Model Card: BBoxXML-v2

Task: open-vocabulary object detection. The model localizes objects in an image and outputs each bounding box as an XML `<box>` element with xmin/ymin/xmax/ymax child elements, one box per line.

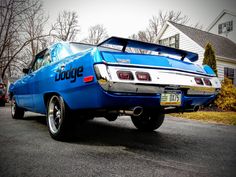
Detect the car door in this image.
<box><xmin>31</xmin><ymin>50</ymin><xmax>51</xmax><ymax>113</ymax></box>
<box><xmin>21</xmin><ymin>49</ymin><xmax>48</xmax><ymax>111</ymax></box>
<box><xmin>17</xmin><ymin>72</ymin><xmax>34</xmax><ymax>110</ymax></box>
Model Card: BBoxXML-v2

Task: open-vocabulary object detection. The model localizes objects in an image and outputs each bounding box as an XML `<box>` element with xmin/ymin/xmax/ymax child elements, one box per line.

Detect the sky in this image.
<box><xmin>43</xmin><ymin>0</ymin><xmax>236</xmax><ymax>40</ymax></box>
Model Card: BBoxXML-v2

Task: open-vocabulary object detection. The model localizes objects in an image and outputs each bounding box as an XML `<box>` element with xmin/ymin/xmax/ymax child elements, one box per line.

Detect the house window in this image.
<box><xmin>159</xmin><ymin>34</ymin><xmax>179</xmax><ymax>49</ymax></box>
<box><xmin>218</xmin><ymin>21</ymin><xmax>233</xmax><ymax>34</ymax></box>
<box><xmin>224</xmin><ymin>67</ymin><xmax>235</xmax><ymax>84</ymax></box>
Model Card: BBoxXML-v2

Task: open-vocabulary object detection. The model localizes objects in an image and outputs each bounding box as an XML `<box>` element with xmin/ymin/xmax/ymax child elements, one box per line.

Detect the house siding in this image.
<box><xmin>159</xmin><ymin>24</ymin><xmax>205</xmax><ymax>65</ymax></box>
<box><xmin>158</xmin><ymin>23</ymin><xmax>236</xmax><ymax>84</ymax></box>
<box><xmin>217</xmin><ymin>59</ymin><xmax>236</xmax><ymax>84</ymax></box>
<box><xmin>208</xmin><ymin>13</ymin><xmax>236</xmax><ymax>43</ymax></box>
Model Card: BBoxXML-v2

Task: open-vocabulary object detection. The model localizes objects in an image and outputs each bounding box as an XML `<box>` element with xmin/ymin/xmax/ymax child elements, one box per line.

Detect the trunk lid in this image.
<box><xmin>101</xmin><ymin>51</ymin><xmax>206</xmax><ymax>74</ymax></box>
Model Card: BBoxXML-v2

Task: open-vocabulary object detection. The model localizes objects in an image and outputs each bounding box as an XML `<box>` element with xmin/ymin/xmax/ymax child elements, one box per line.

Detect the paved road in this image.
<box><xmin>0</xmin><ymin>104</ymin><xmax>236</xmax><ymax>177</ymax></box>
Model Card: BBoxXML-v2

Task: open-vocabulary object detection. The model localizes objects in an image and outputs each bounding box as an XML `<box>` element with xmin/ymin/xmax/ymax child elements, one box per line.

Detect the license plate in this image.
<box><xmin>160</xmin><ymin>92</ymin><xmax>182</xmax><ymax>106</ymax></box>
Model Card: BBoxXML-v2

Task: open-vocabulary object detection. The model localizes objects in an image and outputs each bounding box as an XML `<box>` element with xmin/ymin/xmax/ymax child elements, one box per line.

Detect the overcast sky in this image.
<box><xmin>43</xmin><ymin>0</ymin><xmax>236</xmax><ymax>40</ymax></box>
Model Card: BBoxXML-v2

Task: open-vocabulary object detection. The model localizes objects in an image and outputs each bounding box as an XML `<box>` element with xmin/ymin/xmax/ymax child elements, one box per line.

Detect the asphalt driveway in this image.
<box><xmin>0</xmin><ymin>105</ymin><xmax>235</xmax><ymax>177</ymax></box>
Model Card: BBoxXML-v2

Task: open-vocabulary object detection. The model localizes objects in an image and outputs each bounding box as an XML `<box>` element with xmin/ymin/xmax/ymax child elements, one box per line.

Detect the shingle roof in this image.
<box><xmin>169</xmin><ymin>21</ymin><xmax>236</xmax><ymax>61</ymax></box>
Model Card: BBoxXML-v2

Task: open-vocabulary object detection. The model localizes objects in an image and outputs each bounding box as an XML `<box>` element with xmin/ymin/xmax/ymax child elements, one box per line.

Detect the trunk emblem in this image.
<box><xmin>116</xmin><ymin>59</ymin><xmax>130</xmax><ymax>64</ymax></box>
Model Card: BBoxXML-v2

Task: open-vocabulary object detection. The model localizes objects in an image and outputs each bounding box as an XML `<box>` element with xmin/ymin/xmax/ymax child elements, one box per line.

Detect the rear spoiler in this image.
<box><xmin>97</xmin><ymin>36</ymin><xmax>198</xmax><ymax>62</ymax></box>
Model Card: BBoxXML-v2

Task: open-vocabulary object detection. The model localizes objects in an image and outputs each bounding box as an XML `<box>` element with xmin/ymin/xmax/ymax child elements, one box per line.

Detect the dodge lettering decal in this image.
<box><xmin>55</xmin><ymin>66</ymin><xmax>83</xmax><ymax>83</ymax></box>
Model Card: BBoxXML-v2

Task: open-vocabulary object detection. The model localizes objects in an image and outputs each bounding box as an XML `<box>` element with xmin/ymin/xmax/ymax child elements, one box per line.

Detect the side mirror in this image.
<box><xmin>22</xmin><ymin>68</ymin><xmax>30</xmax><ymax>74</ymax></box>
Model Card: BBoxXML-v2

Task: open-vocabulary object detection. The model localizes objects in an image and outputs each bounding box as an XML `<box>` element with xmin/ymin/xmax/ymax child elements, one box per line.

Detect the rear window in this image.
<box><xmin>69</xmin><ymin>42</ymin><xmax>120</xmax><ymax>53</ymax></box>
<box><xmin>50</xmin><ymin>43</ymin><xmax>94</xmax><ymax>62</ymax></box>
<box><xmin>69</xmin><ymin>43</ymin><xmax>94</xmax><ymax>54</ymax></box>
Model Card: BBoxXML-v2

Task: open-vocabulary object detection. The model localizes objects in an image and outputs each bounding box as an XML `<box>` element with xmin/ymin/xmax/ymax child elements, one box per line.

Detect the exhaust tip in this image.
<box><xmin>133</xmin><ymin>106</ymin><xmax>143</xmax><ymax>116</ymax></box>
<box><xmin>120</xmin><ymin>106</ymin><xmax>143</xmax><ymax>116</ymax></box>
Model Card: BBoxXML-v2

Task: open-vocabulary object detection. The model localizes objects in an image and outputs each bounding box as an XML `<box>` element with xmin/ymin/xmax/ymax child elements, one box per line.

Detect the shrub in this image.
<box><xmin>215</xmin><ymin>78</ymin><xmax>236</xmax><ymax>111</ymax></box>
<box><xmin>203</xmin><ymin>43</ymin><xmax>218</xmax><ymax>76</ymax></box>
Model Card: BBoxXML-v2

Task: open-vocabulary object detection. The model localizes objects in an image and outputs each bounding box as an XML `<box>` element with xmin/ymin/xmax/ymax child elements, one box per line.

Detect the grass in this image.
<box><xmin>170</xmin><ymin>111</ymin><xmax>236</xmax><ymax>125</ymax></box>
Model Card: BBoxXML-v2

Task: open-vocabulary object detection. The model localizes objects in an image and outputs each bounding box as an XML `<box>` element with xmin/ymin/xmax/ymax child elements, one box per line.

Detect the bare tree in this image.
<box><xmin>0</xmin><ymin>0</ymin><xmax>27</xmax><ymax>78</ymax></box>
<box><xmin>51</xmin><ymin>10</ymin><xmax>79</xmax><ymax>41</ymax></box>
<box><xmin>158</xmin><ymin>10</ymin><xmax>189</xmax><ymax>28</ymax></box>
<box><xmin>21</xmin><ymin>0</ymin><xmax>49</xmax><ymax>62</ymax></box>
<box><xmin>83</xmin><ymin>24</ymin><xmax>108</xmax><ymax>45</ymax></box>
<box><xmin>129</xmin><ymin>10</ymin><xmax>196</xmax><ymax>44</ymax></box>
<box><xmin>191</xmin><ymin>22</ymin><xmax>203</xmax><ymax>30</ymax></box>
<box><xmin>128</xmin><ymin>31</ymin><xmax>153</xmax><ymax>54</ymax></box>
<box><xmin>0</xmin><ymin>0</ymin><xmax>49</xmax><ymax>79</ymax></box>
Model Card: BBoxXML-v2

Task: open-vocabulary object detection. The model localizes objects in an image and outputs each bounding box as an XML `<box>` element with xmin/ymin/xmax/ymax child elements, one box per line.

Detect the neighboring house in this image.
<box><xmin>157</xmin><ymin>21</ymin><xmax>236</xmax><ymax>85</ymax></box>
<box><xmin>207</xmin><ymin>10</ymin><xmax>236</xmax><ymax>43</ymax></box>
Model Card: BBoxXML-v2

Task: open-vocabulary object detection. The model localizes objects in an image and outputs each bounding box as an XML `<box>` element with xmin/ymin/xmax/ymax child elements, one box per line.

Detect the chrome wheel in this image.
<box><xmin>46</xmin><ymin>95</ymin><xmax>71</xmax><ymax>140</ymax></box>
<box><xmin>11</xmin><ymin>99</ymin><xmax>16</xmax><ymax>117</ymax></box>
<box><xmin>48</xmin><ymin>96</ymin><xmax>62</xmax><ymax>134</ymax></box>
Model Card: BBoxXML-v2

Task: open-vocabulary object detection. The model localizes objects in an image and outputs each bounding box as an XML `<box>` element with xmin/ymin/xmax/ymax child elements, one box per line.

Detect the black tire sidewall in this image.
<box><xmin>0</xmin><ymin>99</ymin><xmax>5</xmax><ymax>107</ymax></box>
<box><xmin>11</xmin><ymin>97</ymin><xmax>24</xmax><ymax>119</ymax></box>
<box><xmin>131</xmin><ymin>112</ymin><xmax>165</xmax><ymax>131</ymax></box>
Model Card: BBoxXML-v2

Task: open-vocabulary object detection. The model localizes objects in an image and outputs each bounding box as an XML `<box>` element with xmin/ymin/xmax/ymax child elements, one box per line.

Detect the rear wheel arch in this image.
<box><xmin>44</xmin><ymin>92</ymin><xmax>61</xmax><ymax>108</ymax></box>
<box><xmin>43</xmin><ymin>92</ymin><xmax>72</xmax><ymax>109</ymax></box>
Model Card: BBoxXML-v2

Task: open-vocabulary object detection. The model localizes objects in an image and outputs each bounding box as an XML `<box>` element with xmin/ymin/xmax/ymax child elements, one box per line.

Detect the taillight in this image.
<box><xmin>203</xmin><ymin>78</ymin><xmax>212</xmax><ymax>86</ymax></box>
<box><xmin>136</xmin><ymin>72</ymin><xmax>151</xmax><ymax>81</ymax></box>
<box><xmin>117</xmin><ymin>71</ymin><xmax>134</xmax><ymax>80</ymax></box>
<box><xmin>194</xmin><ymin>77</ymin><xmax>204</xmax><ymax>85</ymax></box>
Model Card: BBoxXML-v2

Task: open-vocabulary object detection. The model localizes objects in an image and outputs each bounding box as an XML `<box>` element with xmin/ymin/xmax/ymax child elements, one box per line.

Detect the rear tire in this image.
<box><xmin>105</xmin><ymin>114</ymin><xmax>118</xmax><ymax>121</ymax></box>
<box><xmin>46</xmin><ymin>95</ymin><xmax>71</xmax><ymax>141</ymax></box>
<box><xmin>0</xmin><ymin>100</ymin><xmax>5</xmax><ymax>107</ymax></box>
<box><xmin>131</xmin><ymin>111</ymin><xmax>165</xmax><ymax>131</ymax></box>
<box><xmin>11</xmin><ymin>97</ymin><xmax>24</xmax><ymax>119</ymax></box>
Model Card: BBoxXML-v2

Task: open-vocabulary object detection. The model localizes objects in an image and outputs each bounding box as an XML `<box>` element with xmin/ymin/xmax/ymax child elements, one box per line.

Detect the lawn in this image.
<box><xmin>170</xmin><ymin>111</ymin><xmax>236</xmax><ymax>125</ymax></box>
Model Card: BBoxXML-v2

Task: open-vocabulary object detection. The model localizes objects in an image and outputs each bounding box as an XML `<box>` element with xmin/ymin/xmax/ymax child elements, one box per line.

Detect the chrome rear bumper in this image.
<box><xmin>98</xmin><ymin>81</ymin><xmax>219</xmax><ymax>95</ymax></box>
<box><xmin>94</xmin><ymin>63</ymin><xmax>221</xmax><ymax>96</ymax></box>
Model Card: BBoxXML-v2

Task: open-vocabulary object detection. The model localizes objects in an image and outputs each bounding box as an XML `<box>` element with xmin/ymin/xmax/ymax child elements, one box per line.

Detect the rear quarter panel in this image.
<box><xmin>34</xmin><ymin>50</ymin><xmax>98</xmax><ymax>114</ymax></box>
<box><xmin>11</xmin><ymin>48</ymin><xmax>99</xmax><ymax>114</ymax></box>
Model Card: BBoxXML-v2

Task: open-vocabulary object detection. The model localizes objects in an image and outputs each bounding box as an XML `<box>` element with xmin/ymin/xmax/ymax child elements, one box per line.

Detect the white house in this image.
<box><xmin>207</xmin><ymin>10</ymin><xmax>236</xmax><ymax>43</ymax></box>
<box><xmin>157</xmin><ymin>21</ymin><xmax>236</xmax><ymax>85</ymax></box>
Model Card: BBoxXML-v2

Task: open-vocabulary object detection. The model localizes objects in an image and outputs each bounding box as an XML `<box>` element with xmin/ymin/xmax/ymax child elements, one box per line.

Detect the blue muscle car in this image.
<box><xmin>9</xmin><ymin>37</ymin><xmax>221</xmax><ymax>140</ymax></box>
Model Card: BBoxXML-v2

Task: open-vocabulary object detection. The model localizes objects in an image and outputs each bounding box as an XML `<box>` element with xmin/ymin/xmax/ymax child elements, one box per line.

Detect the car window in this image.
<box><xmin>33</xmin><ymin>58</ymin><xmax>43</xmax><ymax>71</ymax></box>
<box><xmin>41</xmin><ymin>51</ymin><xmax>51</xmax><ymax>67</ymax></box>
<box><xmin>32</xmin><ymin>50</ymin><xmax>51</xmax><ymax>72</ymax></box>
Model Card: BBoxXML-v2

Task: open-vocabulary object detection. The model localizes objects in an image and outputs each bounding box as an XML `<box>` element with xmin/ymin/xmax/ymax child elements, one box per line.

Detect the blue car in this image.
<box><xmin>9</xmin><ymin>37</ymin><xmax>221</xmax><ymax>140</ymax></box>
